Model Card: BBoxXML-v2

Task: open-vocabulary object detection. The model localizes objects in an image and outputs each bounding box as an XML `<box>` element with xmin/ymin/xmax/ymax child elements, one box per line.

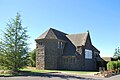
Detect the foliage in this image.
<box><xmin>0</xmin><ymin>13</ymin><xmax>29</xmax><ymax>71</ymax></box>
<box><xmin>0</xmin><ymin>66</ymin><xmax>7</xmax><ymax>70</ymax></box>
<box><xmin>107</xmin><ymin>61</ymin><xmax>120</xmax><ymax>70</ymax></box>
<box><xmin>107</xmin><ymin>61</ymin><xmax>114</xmax><ymax>70</ymax></box>
<box><xmin>113</xmin><ymin>47</ymin><xmax>120</xmax><ymax>59</ymax></box>
<box><xmin>117</xmin><ymin>60</ymin><xmax>120</xmax><ymax>69</ymax></box>
<box><xmin>28</xmin><ymin>49</ymin><xmax>36</xmax><ymax>67</ymax></box>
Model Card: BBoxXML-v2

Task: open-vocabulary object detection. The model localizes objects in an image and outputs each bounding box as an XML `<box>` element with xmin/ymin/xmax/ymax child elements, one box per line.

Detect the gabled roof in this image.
<box><xmin>92</xmin><ymin>45</ymin><xmax>100</xmax><ymax>53</ymax></box>
<box><xmin>36</xmin><ymin>28</ymin><xmax>89</xmax><ymax>47</ymax></box>
<box><xmin>51</xmin><ymin>28</ymin><xmax>68</xmax><ymax>40</ymax></box>
<box><xmin>66</xmin><ymin>32</ymin><xmax>88</xmax><ymax>46</ymax></box>
<box><xmin>36</xmin><ymin>28</ymin><xmax>100</xmax><ymax>55</ymax></box>
<box><xmin>36</xmin><ymin>28</ymin><xmax>67</xmax><ymax>40</ymax></box>
<box><xmin>36</xmin><ymin>29</ymin><xmax>49</xmax><ymax>39</ymax></box>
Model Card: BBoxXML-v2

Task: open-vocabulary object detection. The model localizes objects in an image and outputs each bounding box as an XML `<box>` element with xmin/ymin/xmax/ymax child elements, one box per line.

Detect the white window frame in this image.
<box><xmin>85</xmin><ymin>49</ymin><xmax>92</xmax><ymax>59</ymax></box>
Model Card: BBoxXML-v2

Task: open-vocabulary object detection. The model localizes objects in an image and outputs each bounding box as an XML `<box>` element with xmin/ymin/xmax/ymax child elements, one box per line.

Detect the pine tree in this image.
<box><xmin>0</xmin><ymin>13</ymin><xmax>29</xmax><ymax>71</ymax></box>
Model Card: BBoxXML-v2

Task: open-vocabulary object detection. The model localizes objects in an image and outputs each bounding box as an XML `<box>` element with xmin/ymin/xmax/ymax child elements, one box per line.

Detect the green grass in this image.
<box><xmin>21</xmin><ymin>68</ymin><xmax>98</xmax><ymax>75</ymax></box>
<box><xmin>0</xmin><ymin>74</ymin><xmax>13</xmax><ymax>76</ymax></box>
<box><xmin>0</xmin><ymin>67</ymin><xmax>98</xmax><ymax>77</ymax></box>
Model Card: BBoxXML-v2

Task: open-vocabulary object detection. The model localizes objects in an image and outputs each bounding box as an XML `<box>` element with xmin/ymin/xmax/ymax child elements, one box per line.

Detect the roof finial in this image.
<box><xmin>87</xmin><ymin>30</ymin><xmax>89</xmax><ymax>33</ymax></box>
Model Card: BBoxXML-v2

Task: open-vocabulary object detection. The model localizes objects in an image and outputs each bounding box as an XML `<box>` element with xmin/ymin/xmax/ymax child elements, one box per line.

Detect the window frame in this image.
<box><xmin>85</xmin><ymin>49</ymin><xmax>92</xmax><ymax>59</ymax></box>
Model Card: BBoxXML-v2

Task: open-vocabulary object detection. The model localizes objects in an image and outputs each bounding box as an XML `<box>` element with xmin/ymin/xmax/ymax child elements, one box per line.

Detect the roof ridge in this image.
<box><xmin>44</xmin><ymin>29</ymin><xmax>49</xmax><ymax>38</ymax></box>
<box><xmin>66</xmin><ymin>32</ymin><xmax>89</xmax><ymax>46</ymax></box>
<box><xmin>36</xmin><ymin>28</ymin><xmax>57</xmax><ymax>40</ymax></box>
<box><xmin>49</xmin><ymin>28</ymin><xmax>58</xmax><ymax>39</ymax></box>
<box><xmin>36</xmin><ymin>29</ymin><xmax>49</xmax><ymax>40</ymax></box>
<box><xmin>50</xmin><ymin>28</ymin><xmax>67</xmax><ymax>35</ymax></box>
<box><xmin>68</xmin><ymin>32</ymin><xmax>88</xmax><ymax>35</ymax></box>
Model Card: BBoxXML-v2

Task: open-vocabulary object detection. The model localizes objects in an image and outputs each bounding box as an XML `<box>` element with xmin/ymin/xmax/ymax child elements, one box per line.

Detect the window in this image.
<box><xmin>94</xmin><ymin>52</ymin><xmax>99</xmax><ymax>57</ymax></box>
<box><xmin>58</xmin><ymin>41</ymin><xmax>63</xmax><ymax>49</ymax></box>
<box><xmin>58</xmin><ymin>41</ymin><xmax>60</xmax><ymax>48</ymax></box>
<box><xmin>85</xmin><ymin>49</ymin><xmax>92</xmax><ymax>59</ymax></box>
<box><xmin>61</xmin><ymin>42</ymin><xmax>63</xmax><ymax>49</ymax></box>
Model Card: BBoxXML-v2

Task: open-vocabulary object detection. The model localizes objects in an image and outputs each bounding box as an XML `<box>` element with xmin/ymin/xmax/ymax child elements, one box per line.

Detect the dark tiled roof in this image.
<box><xmin>36</xmin><ymin>28</ymin><xmax>67</xmax><ymax>40</ymax></box>
<box><xmin>51</xmin><ymin>28</ymin><xmax>68</xmax><ymax>40</ymax></box>
<box><xmin>92</xmin><ymin>45</ymin><xmax>100</xmax><ymax>53</ymax></box>
<box><xmin>66</xmin><ymin>32</ymin><xmax>88</xmax><ymax>46</ymax></box>
<box><xmin>63</xmin><ymin>32</ymin><xmax>90</xmax><ymax>56</ymax></box>
<box><xmin>63</xmin><ymin>39</ymin><xmax>76</xmax><ymax>56</ymax></box>
<box><xmin>36</xmin><ymin>28</ymin><xmax>100</xmax><ymax>56</ymax></box>
<box><xmin>36</xmin><ymin>29</ymin><xmax>49</xmax><ymax>39</ymax></box>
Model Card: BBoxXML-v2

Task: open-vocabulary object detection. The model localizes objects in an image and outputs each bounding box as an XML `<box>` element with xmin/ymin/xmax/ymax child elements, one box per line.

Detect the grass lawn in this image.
<box><xmin>0</xmin><ymin>67</ymin><xmax>98</xmax><ymax>76</ymax></box>
<box><xmin>21</xmin><ymin>67</ymin><xmax>98</xmax><ymax>75</ymax></box>
<box><xmin>0</xmin><ymin>73</ymin><xmax>13</xmax><ymax>76</ymax></box>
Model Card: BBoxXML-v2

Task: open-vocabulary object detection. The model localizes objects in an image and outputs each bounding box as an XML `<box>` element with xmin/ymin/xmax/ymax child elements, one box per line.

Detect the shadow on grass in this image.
<box><xmin>0</xmin><ymin>71</ymin><xmax>94</xmax><ymax>80</ymax></box>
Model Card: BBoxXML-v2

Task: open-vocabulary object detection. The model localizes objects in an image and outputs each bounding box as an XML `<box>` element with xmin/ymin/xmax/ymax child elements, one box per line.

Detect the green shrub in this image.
<box><xmin>117</xmin><ymin>60</ymin><xmax>120</xmax><ymax>70</ymax></box>
<box><xmin>0</xmin><ymin>66</ymin><xmax>7</xmax><ymax>70</ymax></box>
<box><xmin>114</xmin><ymin>61</ymin><xmax>118</xmax><ymax>70</ymax></box>
<box><xmin>107</xmin><ymin>61</ymin><xmax>120</xmax><ymax>70</ymax></box>
<box><xmin>107</xmin><ymin>61</ymin><xmax>114</xmax><ymax>70</ymax></box>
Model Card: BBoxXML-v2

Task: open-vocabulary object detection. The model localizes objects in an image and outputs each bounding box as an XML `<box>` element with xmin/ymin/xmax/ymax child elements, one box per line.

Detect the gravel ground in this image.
<box><xmin>0</xmin><ymin>73</ymin><xmax>120</xmax><ymax>80</ymax></box>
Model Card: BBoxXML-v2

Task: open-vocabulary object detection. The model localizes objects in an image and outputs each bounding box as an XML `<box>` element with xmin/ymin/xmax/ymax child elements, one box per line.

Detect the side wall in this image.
<box><xmin>83</xmin><ymin>35</ymin><xmax>97</xmax><ymax>71</ymax></box>
<box><xmin>44</xmin><ymin>39</ymin><xmax>64</xmax><ymax>69</ymax></box>
<box><xmin>36</xmin><ymin>39</ymin><xmax>45</xmax><ymax>70</ymax></box>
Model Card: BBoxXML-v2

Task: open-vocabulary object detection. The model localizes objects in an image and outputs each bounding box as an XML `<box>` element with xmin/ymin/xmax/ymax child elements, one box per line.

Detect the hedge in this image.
<box><xmin>107</xmin><ymin>61</ymin><xmax>120</xmax><ymax>70</ymax></box>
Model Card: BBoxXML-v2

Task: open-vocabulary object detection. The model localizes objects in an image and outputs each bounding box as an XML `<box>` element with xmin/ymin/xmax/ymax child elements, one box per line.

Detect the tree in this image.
<box><xmin>28</xmin><ymin>49</ymin><xmax>36</xmax><ymax>67</ymax></box>
<box><xmin>113</xmin><ymin>47</ymin><xmax>120</xmax><ymax>59</ymax></box>
<box><xmin>0</xmin><ymin>13</ymin><xmax>29</xmax><ymax>71</ymax></box>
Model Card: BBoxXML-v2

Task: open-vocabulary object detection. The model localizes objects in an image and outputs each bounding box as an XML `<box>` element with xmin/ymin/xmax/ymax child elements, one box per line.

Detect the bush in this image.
<box><xmin>118</xmin><ymin>61</ymin><xmax>120</xmax><ymax>70</ymax></box>
<box><xmin>0</xmin><ymin>66</ymin><xmax>7</xmax><ymax>70</ymax></box>
<box><xmin>107</xmin><ymin>61</ymin><xmax>120</xmax><ymax>70</ymax></box>
<box><xmin>107</xmin><ymin>61</ymin><xmax>114</xmax><ymax>70</ymax></box>
<box><xmin>114</xmin><ymin>61</ymin><xmax>118</xmax><ymax>70</ymax></box>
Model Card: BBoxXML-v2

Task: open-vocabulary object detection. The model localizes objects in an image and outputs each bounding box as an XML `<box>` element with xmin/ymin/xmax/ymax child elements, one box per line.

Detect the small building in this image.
<box><xmin>35</xmin><ymin>28</ymin><xmax>103</xmax><ymax>71</ymax></box>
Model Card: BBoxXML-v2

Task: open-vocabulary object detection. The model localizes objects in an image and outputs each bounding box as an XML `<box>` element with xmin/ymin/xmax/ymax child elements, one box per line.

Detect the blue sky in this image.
<box><xmin>0</xmin><ymin>0</ymin><xmax>120</xmax><ymax>57</ymax></box>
